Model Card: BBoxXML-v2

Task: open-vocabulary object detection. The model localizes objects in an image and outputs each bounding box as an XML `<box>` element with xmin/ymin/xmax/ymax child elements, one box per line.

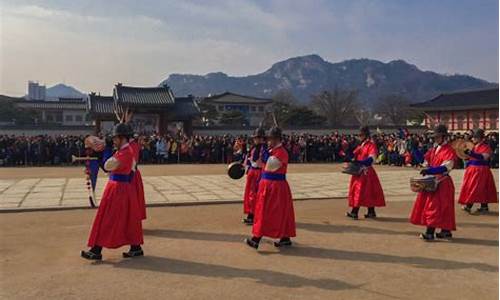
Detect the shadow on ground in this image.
<box><xmin>144</xmin><ymin>228</ymin><xmax>498</xmax><ymax>273</ymax></box>
<box><xmin>295</xmin><ymin>222</ymin><xmax>499</xmax><ymax>247</ymax></box>
<box><xmin>102</xmin><ymin>255</ymin><xmax>359</xmax><ymax>291</ymax></box>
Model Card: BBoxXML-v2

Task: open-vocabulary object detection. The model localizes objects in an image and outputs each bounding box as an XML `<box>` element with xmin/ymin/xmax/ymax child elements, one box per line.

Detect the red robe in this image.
<box><xmin>348</xmin><ymin>140</ymin><xmax>385</xmax><ymax>208</ymax></box>
<box><xmin>410</xmin><ymin>144</ymin><xmax>457</xmax><ymax>231</ymax></box>
<box><xmin>458</xmin><ymin>142</ymin><xmax>498</xmax><ymax>204</ymax></box>
<box><xmin>243</xmin><ymin>145</ymin><xmax>264</xmax><ymax>214</ymax></box>
<box><xmin>87</xmin><ymin>144</ymin><xmax>143</xmax><ymax>248</ymax></box>
<box><xmin>252</xmin><ymin>145</ymin><xmax>296</xmax><ymax>238</ymax></box>
<box><xmin>130</xmin><ymin>139</ymin><xmax>146</xmax><ymax>220</ymax></box>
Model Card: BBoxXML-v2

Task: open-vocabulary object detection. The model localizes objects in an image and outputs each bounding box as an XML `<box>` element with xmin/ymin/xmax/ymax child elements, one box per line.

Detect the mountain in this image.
<box><xmin>45</xmin><ymin>83</ymin><xmax>86</xmax><ymax>100</ymax></box>
<box><xmin>162</xmin><ymin>54</ymin><xmax>497</xmax><ymax>104</ymax></box>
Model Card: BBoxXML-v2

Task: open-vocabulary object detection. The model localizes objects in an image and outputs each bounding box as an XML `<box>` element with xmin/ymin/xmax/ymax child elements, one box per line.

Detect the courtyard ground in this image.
<box><xmin>0</xmin><ymin>164</ymin><xmax>498</xmax><ymax>299</ymax></box>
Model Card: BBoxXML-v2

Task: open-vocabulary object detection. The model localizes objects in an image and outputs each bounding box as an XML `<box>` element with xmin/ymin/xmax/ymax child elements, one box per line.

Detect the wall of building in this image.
<box><xmin>0</xmin><ymin>126</ymin><xmax>94</xmax><ymax>136</ymax></box>
<box><xmin>62</xmin><ymin>110</ymin><xmax>88</xmax><ymax>126</ymax></box>
<box><xmin>424</xmin><ymin>109</ymin><xmax>499</xmax><ymax>131</ymax></box>
<box><xmin>215</xmin><ymin>103</ymin><xmax>272</xmax><ymax>126</ymax></box>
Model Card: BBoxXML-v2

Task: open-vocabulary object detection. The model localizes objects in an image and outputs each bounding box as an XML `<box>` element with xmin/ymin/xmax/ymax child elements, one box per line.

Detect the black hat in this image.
<box><xmin>359</xmin><ymin>126</ymin><xmax>370</xmax><ymax>137</ymax></box>
<box><xmin>112</xmin><ymin>123</ymin><xmax>133</xmax><ymax>138</ymax></box>
<box><xmin>473</xmin><ymin>128</ymin><xmax>485</xmax><ymax>139</ymax></box>
<box><xmin>253</xmin><ymin>127</ymin><xmax>266</xmax><ymax>138</ymax></box>
<box><xmin>433</xmin><ymin>124</ymin><xmax>448</xmax><ymax>137</ymax></box>
<box><xmin>267</xmin><ymin>126</ymin><xmax>282</xmax><ymax>139</ymax></box>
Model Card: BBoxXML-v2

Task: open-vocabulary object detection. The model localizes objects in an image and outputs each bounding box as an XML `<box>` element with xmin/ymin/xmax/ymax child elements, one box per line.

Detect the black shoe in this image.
<box><xmin>462</xmin><ymin>205</ymin><xmax>472</xmax><ymax>213</ymax></box>
<box><xmin>81</xmin><ymin>250</ymin><xmax>102</xmax><ymax>260</ymax></box>
<box><xmin>242</xmin><ymin>217</ymin><xmax>254</xmax><ymax>225</ymax></box>
<box><xmin>476</xmin><ymin>206</ymin><xmax>489</xmax><ymax>213</ymax></box>
<box><xmin>435</xmin><ymin>231</ymin><xmax>453</xmax><ymax>239</ymax></box>
<box><xmin>364</xmin><ymin>212</ymin><xmax>377</xmax><ymax>219</ymax></box>
<box><xmin>345</xmin><ymin>212</ymin><xmax>358</xmax><ymax>220</ymax></box>
<box><xmin>244</xmin><ymin>238</ymin><xmax>259</xmax><ymax>249</ymax></box>
<box><xmin>419</xmin><ymin>233</ymin><xmax>435</xmax><ymax>241</ymax></box>
<box><xmin>274</xmin><ymin>239</ymin><xmax>293</xmax><ymax>248</ymax></box>
<box><xmin>122</xmin><ymin>249</ymin><xmax>144</xmax><ymax>258</ymax></box>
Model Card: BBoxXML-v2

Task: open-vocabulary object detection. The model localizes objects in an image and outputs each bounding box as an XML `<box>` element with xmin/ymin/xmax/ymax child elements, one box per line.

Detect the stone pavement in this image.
<box><xmin>0</xmin><ymin>169</ymin><xmax>497</xmax><ymax>211</ymax></box>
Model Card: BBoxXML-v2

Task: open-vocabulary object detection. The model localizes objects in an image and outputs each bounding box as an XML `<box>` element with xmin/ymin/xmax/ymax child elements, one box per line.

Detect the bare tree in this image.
<box><xmin>269</xmin><ymin>89</ymin><xmax>298</xmax><ymax>128</ymax></box>
<box><xmin>375</xmin><ymin>94</ymin><xmax>419</xmax><ymax>125</ymax></box>
<box><xmin>353</xmin><ymin>108</ymin><xmax>372</xmax><ymax>126</ymax></box>
<box><xmin>310</xmin><ymin>88</ymin><xmax>360</xmax><ymax>127</ymax></box>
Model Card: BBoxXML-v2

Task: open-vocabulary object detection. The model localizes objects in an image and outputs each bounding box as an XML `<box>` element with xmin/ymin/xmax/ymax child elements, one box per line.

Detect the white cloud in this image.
<box><xmin>0</xmin><ymin>0</ymin><xmax>497</xmax><ymax>96</ymax></box>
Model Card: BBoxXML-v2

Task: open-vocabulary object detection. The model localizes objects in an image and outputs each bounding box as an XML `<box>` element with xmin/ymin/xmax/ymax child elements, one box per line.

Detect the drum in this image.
<box><xmin>410</xmin><ymin>175</ymin><xmax>438</xmax><ymax>193</ymax></box>
<box><xmin>227</xmin><ymin>162</ymin><xmax>245</xmax><ymax>180</ymax></box>
<box><xmin>341</xmin><ymin>162</ymin><xmax>364</xmax><ymax>176</ymax></box>
<box><xmin>451</xmin><ymin>139</ymin><xmax>474</xmax><ymax>160</ymax></box>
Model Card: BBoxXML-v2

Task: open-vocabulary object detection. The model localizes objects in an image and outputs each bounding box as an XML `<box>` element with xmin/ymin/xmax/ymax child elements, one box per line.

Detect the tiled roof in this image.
<box><xmin>172</xmin><ymin>97</ymin><xmax>200</xmax><ymax>120</ymax></box>
<box><xmin>412</xmin><ymin>88</ymin><xmax>499</xmax><ymax>110</ymax></box>
<box><xmin>15</xmin><ymin>100</ymin><xmax>87</xmax><ymax>110</ymax></box>
<box><xmin>88</xmin><ymin>94</ymin><xmax>114</xmax><ymax>115</ymax></box>
<box><xmin>204</xmin><ymin>92</ymin><xmax>272</xmax><ymax>104</ymax></box>
<box><xmin>114</xmin><ymin>84</ymin><xmax>175</xmax><ymax>106</ymax></box>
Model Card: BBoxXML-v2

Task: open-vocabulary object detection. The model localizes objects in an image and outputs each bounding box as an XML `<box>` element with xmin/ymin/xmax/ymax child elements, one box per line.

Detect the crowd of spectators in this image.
<box><xmin>0</xmin><ymin>129</ymin><xmax>498</xmax><ymax>168</ymax></box>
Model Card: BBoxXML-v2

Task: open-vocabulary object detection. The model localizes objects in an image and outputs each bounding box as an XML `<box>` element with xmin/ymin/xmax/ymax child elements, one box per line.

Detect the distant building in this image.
<box><xmin>15</xmin><ymin>98</ymin><xmax>88</xmax><ymax>126</ymax></box>
<box><xmin>27</xmin><ymin>81</ymin><xmax>46</xmax><ymax>101</ymax></box>
<box><xmin>88</xmin><ymin>83</ymin><xmax>200</xmax><ymax>135</ymax></box>
<box><xmin>202</xmin><ymin>92</ymin><xmax>273</xmax><ymax>127</ymax></box>
<box><xmin>412</xmin><ymin>88</ymin><xmax>499</xmax><ymax>131</ymax></box>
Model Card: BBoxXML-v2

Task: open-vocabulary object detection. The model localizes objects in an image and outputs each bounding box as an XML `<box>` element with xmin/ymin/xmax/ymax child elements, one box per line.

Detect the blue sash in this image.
<box><xmin>109</xmin><ymin>171</ymin><xmax>134</xmax><ymax>182</ymax></box>
<box><xmin>261</xmin><ymin>172</ymin><xmax>286</xmax><ymax>181</ymax></box>
<box><xmin>466</xmin><ymin>160</ymin><xmax>490</xmax><ymax>167</ymax></box>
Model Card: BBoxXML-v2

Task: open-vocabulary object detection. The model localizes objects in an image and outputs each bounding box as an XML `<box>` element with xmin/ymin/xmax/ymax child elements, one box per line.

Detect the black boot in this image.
<box><xmin>364</xmin><ymin>207</ymin><xmax>377</xmax><ymax>219</ymax></box>
<box><xmin>420</xmin><ymin>227</ymin><xmax>435</xmax><ymax>241</ymax></box>
<box><xmin>435</xmin><ymin>230</ymin><xmax>452</xmax><ymax>239</ymax></box>
<box><xmin>242</xmin><ymin>213</ymin><xmax>254</xmax><ymax>225</ymax></box>
<box><xmin>462</xmin><ymin>203</ymin><xmax>473</xmax><ymax>213</ymax></box>
<box><xmin>346</xmin><ymin>207</ymin><xmax>359</xmax><ymax>220</ymax></box>
<box><xmin>123</xmin><ymin>245</ymin><xmax>144</xmax><ymax>258</ymax></box>
<box><xmin>274</xmin><ymin>237</ymin><xmax>293</xmax><ymax>248</ymax></box>
<box><xmin>244</xmin><ymin>236</ymin><xmax>261</xmax><ymax>249</ymax></box>
<box><xmin>81</xmin><ymin>245</ymin><xmax>102</xmax><ymax>260</ymax></box>
<box><xmin>476</xmin><ymin>203</ymin><xmax>489</xmax><ymax>213</ymax></box>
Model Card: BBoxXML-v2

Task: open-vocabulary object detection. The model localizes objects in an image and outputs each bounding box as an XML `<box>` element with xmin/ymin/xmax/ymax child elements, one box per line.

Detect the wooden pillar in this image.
<box><xmin>483</xmin><ymin>110</ymin><xmax>487</xmax><ymax>129</ymax></box>
<box><xmin>95</xmin><ymin>118</ymin><xmax>101</xmax><ymax>135</ymax></box>
<box><xmin>467</xmin><ymin>111</ymin><xmax>470</xmax><ymax>130</ymax></box>
<box><xmin>451</xmin><ymin>111</ymin><xmax>455</xmax><ymax>131</ymax></box>
<box><xmin>158</xmin><ymin>113</ymin><xmax>167</xmax><ymax>135</ymax></box>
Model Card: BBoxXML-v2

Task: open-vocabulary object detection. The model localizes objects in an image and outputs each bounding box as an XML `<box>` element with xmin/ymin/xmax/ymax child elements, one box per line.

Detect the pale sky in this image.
<box><xmin>1</xmin><ymin>0</ymin><xmax>498</xmax><ymax>96</ymax></box>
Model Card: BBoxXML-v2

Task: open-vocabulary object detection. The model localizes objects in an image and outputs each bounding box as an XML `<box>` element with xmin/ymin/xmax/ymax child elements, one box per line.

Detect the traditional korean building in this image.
<box><xmin>87</xmin><ymin>83</ymin><xmax>200</xmax><ymax>135</ymax></box>
<box><xmin>15</xmin><ymin>98</ymin><xmax>88</xmax><ymax>126</ymax></box>
<box><xmin>201</xmin><ymin>92</ymin><xmax>273</xmax><ymax>127</ymax></box>
<box><xmin>412</xmin><ymin>88</ymin><xmax>499</xmax><ymax>131</ymax></box>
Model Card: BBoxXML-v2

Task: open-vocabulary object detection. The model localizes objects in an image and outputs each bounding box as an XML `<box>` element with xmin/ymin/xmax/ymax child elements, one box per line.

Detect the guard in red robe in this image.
<box><xmin>410</xmin><ymin>124</ymin><xmax>457</xmax><ymax>241</ymax></box>
<box><xmin>245</xmin><ymin>126</ymin><xmax>296</xmax><ymax>249</ymax></box>
<box><xmin>242</xmin><ymin>127</ymin><xmax>267</xmax><ymax>225</ymax></box>
<box><xmin>129</xmin><ymin>133</ymin><xmax>147</xmax><ymax>220</ymax></box>
<box><xmin>81</xmin><ymin>123</ymin><xmax>144</xmax><ymax>260</ymax></box>
<box><xmin>346</xmin><ymin>126</ymin><xmax>385</xmax><ymax>219</ymax></box>
<box><xmin>458</xmin><ymin>129</ymin><xmax>498</xmax><ymax>213</ymax></box>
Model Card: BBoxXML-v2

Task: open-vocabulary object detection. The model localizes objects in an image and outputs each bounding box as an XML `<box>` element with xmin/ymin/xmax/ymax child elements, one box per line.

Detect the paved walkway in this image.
<box><xmin>1</xmin><ymin>169</ymin><xmax>495</xmax><ymax>211</ymax></box>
